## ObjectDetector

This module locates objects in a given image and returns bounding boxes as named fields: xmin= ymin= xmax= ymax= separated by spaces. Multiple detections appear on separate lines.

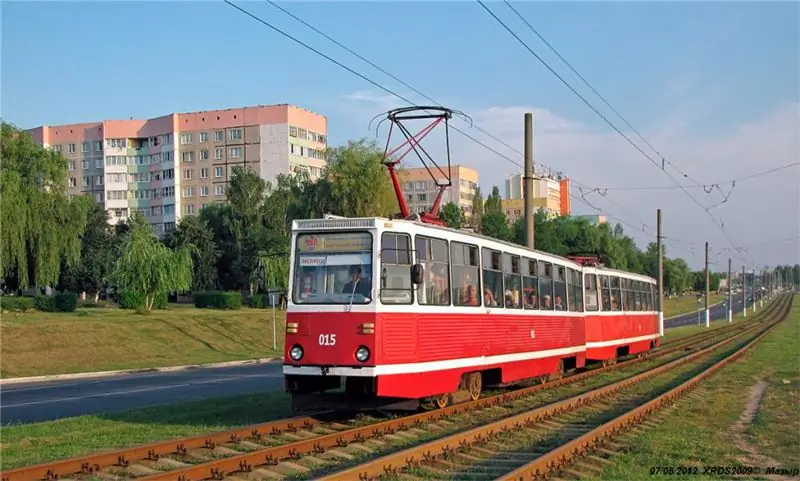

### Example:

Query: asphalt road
xmin=2 ymin=295 xmax=765 ymax=425
xmin=1 ymin=363 xmax=284 ymax=425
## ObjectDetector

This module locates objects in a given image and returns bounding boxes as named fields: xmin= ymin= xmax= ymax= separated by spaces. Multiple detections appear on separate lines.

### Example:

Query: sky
xmin=2 ymin=1 xmax=798 ymax=271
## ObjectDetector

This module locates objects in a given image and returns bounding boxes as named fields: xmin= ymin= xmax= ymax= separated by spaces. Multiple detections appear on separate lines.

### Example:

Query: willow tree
xmin=0 ymin=122 xmax=90 ymax=289
xmin=111 ymin=214 xmax=193 ymax=311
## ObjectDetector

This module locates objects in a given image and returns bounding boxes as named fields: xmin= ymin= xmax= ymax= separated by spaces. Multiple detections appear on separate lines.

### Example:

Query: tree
xmin=439 ymin=202 xmax=465 ymax=229
xmin=1 ymin=122 xmax=91 ymax=290
xmin=164 ymin=215 xmax=221 ymax=291
xmin=111 ymin=214 xmax=193 ymax=311
xmin=481 ymin=186 xmax=512 ymax=241
xmin=59 ymin=202 xmax=115 ymax=300
xmin=470 ymin=186 xmax=484 ymax=233
xmin=323 ymin=139 xmax=397 ymax=218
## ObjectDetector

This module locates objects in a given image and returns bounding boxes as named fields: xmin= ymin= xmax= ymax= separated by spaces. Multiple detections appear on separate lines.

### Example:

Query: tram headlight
xmin=289 ymin=344 xmax=304 ymax=361
xmin=355 ymin=346 xmax=370 ymax=363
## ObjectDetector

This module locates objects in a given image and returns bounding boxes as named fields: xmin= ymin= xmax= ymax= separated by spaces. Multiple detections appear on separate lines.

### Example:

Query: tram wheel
xmin=467 ymin=373 xmax=483 ymax=401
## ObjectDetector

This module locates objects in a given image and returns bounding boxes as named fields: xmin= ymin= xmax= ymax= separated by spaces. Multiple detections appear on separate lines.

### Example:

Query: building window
xmin=183 ymin=169 xmax=193 ymax=180
xmin=214 ymin=148 xmax=223 ymax=160
xmin=214 ymin=130 xmax=224 ymax=142
xmin=181 ymin=151 xmax=195 ymax=163
xmin=214 ymin=167 xmax=224 ymax=178
xmin=68 ymin=143 xmax=76 ymax=153
xmin=229 ymin=147 xmax=242 ymax=158
xmin=52 ymin=145 xmax=62 ymax=153
xmin=215 ymin=184 xmax=225 ymax=196
xmin=228 ymin=129 xmax=242 ymax=141
xmin=200 ymin=168 xmax=209 ymax=179
xmin=69 ymin=177 xmax=77 ymax=187
xmin=200 ymin=185 xmax=209 ymax=197
xmin=82 ymin=160 xmax=89 ymax=170
xmin=95 ymin=158 xmax=102 ymax=169
xmin=94 ymin=141 xmax=103 ymax=152
xmin=417 ymin=193 xmax=427 ymax=202
xmin=68 ymin=161 xmax=75 ymax=171
xmin=200 ymin=149 xmax=209 ymax=160
xmin=106 ymin=138 xmax=125 ymax=149
xmin=81 ymin=142 xmax=89 ymax=153
xmin=184 ymin=204 xmax=195 ymax=215
xmin=199 ymin=132 xmax=208 ymax=142
xmin=82 ymin=177 xmax=90 ymax=187
xmin=95 ymin=175 xmax=103 ymax=186
xmin=180 ymin=133 xmax=193 ymax=145
xmin=183 ymin=187 xmax=195 ymax=198
xmin=289 ymin=126 xmax=298 ymax=137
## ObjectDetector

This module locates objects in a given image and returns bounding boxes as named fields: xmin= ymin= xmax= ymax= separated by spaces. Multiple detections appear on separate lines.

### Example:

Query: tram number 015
xmin=318 ymin=334 xmax=337 ymax=346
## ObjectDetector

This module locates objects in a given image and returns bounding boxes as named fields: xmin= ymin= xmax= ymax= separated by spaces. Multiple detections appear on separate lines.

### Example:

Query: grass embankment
xmin=663 ymin=293 xmax=726 ymax=318
xmin=580 ymin=295 xmax=799 ymax=481
xmin=0 ymin=305 xmax=286 ymax=378
xmin=0 ymin=297 xmax=781 ymax=471
xmin=3 ymin=294 xmax=727 ymax=379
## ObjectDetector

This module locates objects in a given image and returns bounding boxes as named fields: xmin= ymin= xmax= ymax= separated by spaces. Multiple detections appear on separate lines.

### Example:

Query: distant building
xmin=573 ymin=214 xmax=608 ymax=226
xmin=501 ymin=175 xmax=572 ymax=222
xmin=27 ymin=104 xmax=327 ymax=234
xmin=398 ymin=164 xmax=479 ymax=217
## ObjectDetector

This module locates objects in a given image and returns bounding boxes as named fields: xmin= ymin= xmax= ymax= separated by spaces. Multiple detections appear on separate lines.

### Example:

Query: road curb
xmin=0 ymin=357 xmax=280 ymax=386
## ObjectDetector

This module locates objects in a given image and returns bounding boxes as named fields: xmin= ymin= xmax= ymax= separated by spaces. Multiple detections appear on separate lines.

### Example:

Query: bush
xmin=80 ymin=300 xmax=104 ymax=308
xmin=34 ymin=295 xmax=57 ymax=312
xmin=247 ymin=294 xmax=269 ymax=308
xmin=195 ymin=291 xmax=242 ymax=310
xmin=0 ymin=296 xmax=35 ymax=312
xmin=117 ymin=291 xmax=168 ymax=310
xmin=54 ymin=292 xmax=79 ymax=312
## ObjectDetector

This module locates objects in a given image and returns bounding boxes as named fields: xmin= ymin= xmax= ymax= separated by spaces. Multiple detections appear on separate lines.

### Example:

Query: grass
xmin=0 ymin=391 xmax=292 ymax=470
xmin=663 ymin=293 xmax=726 ymax=318
xmin=662 ymin=297 xmax=767 ymax=343
xmin=578 ymin=295 xmax=799 ymax=481
xmin=0 ymin=304 xmax=286 ymax=378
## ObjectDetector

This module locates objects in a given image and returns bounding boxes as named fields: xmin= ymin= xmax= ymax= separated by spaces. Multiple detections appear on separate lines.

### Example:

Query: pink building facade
xmin=27 ymin=105 xmax=327 ymax=234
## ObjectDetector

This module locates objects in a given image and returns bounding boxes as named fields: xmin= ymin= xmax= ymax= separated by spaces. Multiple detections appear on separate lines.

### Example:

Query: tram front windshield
xmin=292 ymin=232 xmax=374 ymax=305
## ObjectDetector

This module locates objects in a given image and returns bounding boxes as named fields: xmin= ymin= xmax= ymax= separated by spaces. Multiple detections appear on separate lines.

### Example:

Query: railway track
xmin=0 ymin=297 xmax=784 ymax=481
xmin=316 ymin=293 xmax=793 ymax=481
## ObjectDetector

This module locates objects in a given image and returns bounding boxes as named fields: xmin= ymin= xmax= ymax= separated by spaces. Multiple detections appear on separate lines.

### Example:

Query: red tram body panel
xmin=282 ymin=217 xmax=662 ymax=411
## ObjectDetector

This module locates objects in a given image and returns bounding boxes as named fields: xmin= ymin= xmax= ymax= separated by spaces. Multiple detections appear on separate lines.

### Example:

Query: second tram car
xmin=283 ymin=216 xmax=661 ymax=411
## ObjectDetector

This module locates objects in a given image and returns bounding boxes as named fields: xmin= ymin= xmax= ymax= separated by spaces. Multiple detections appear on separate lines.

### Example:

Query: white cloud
xmin=337 ymin=91 xmax=799 ymax=269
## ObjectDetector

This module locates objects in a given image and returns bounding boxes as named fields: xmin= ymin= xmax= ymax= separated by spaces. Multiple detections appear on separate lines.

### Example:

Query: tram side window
xmin=610 ymin=276 xmax=622 ymax=311
xmin=482 ymin=248 xmax=504 ymax=307
xmin=598 ymin=275 xmax=611 ymax=311
xmin=553 ymin=265 xmax=567 ymax=310
xmin=650 ymin=283 xmax=657 ymax=311
xmin=415 ymin=235 xmax=450 ymax=306
xmin=539 ymin=262 xmax=554 ymax=310
xmin=522 ymin=258 xmax=539 ymax=309
xmin=503 ymin=254 xmax=522 ymax=309
xmin=379 ymin=232 xmax=413 ymax=304
xmin=634 ymin=281 xmax=643 ymax=311
xmin=625 ymin=279 xmax=636 ymax=312
xmin=643 ymin=283 xmax=651 ymax=310
xmin=631 ymin=280 xmax=639 ymax=311
xmin=570 ymin=269 xmax=584 ymax=311
xmin=451 ymin=241 xmax=481 ymax=306
xmin=584 ymin=274 xmax=599 ymax=311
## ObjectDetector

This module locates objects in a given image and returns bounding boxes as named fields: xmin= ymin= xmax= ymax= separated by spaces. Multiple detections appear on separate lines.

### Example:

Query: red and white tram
xmin=282 ymin=106 xmax=660 ymax=411
xmin=582 ymin=265 xmax=660 ymax=364
xmin=282 ymin=217 xmax=661 ymax=411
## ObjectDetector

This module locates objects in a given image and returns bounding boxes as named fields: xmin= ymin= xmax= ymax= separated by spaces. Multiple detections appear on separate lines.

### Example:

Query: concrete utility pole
xmin=752 ymin=268 xmax=757 ymax=313
xmin=742 ymin=265 xmax=747 ymax=318
xmin=727 ymin=258 xmax=733 ymax=322
xmin=760 ymin=268 xmax=764 ymax=308
xmin=523 ymin=112 xmax=535 ymax=250
xmin=657 ymin=209 xmax=664 ymax=337
xmin=704 ymin=241 xmax=710 ymax=328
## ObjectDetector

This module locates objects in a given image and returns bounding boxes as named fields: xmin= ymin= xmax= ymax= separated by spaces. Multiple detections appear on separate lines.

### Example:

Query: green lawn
xmin=577 ymin=295 xmax=799 ymax=481
xmin=663 ymin=293 xmax=727 ymax=318
xmin=0 ymin=391 xmax=292 ymax=470
xmin=0 ymin=305 xmax=286 ymax=378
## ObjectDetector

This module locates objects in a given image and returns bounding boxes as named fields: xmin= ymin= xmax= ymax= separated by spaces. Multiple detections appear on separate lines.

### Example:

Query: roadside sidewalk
xmin=0 ymin=357 xmax=280 ymax=386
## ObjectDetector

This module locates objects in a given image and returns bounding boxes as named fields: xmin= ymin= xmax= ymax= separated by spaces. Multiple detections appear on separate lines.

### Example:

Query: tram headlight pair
xmin=355 ymin=346 xmax=370 ymax=363
xmin=289 ymin=344 xmax=304 ymax=361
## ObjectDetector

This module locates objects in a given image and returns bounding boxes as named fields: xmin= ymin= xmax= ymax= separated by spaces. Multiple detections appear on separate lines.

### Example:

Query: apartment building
xmin=501 ymin=174 xmax=572 ymax=222
xmin=27 ymin=104 xmax=327 ymax=234
xmin=398 ymin=165 xmax=480 ymax=217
